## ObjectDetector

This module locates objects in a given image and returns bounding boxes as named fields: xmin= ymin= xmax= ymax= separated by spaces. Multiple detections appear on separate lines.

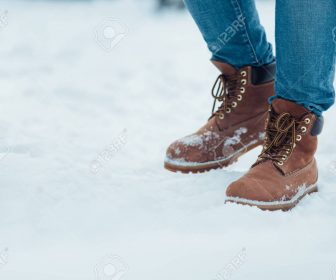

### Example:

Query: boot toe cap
xmin=165 ymin=136 xmax=207 ymax=164
xmin=226 ymin=177 xmax=274 ymax=203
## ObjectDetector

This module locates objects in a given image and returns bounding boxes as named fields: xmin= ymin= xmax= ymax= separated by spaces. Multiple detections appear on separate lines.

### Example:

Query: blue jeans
xmin=184 ymin=0 xmax=336 ymax=116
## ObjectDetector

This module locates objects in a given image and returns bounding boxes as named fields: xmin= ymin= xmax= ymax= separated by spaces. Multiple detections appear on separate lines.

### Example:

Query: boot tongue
xmin=211 ymin=60 xmax=237 ymax=75
xmin=272 ymin=98 xmax=310 ymax=118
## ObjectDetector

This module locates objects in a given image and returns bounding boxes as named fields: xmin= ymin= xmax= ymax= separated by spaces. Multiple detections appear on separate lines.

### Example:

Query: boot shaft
xmin=210 ymin=61 xmax=276 ymax=129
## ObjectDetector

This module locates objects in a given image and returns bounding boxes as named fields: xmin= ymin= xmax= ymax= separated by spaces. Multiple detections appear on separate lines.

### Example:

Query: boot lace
xmin=210 ymin=70 xmax=247 ymax=119
xmin=254 ymin=110 xmax=311 ymax=167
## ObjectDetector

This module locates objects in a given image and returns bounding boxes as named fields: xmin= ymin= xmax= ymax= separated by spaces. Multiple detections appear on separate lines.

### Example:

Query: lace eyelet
xmin=237 ymin=95 xmax=242 ymax=101
xmin=232 ymin=102 xmax=237 ymax=108
xmin=278 ymin=161 xmax=284 ymax=166
xmin=241 ymin=79 xmax=247 ymax=85
xmin=226 ymin=108 xmax=231 ymax=113
xmin=282 ymin=155 xmax=287 ymax=161
xmin=241 ymin=71 xmax=247 ymax=77
xmin=240 ymin=87 xmax=245 ymax=93
xmin=304 ymin=118 xmax=311 ymax=124
xmin=296 ymin=135 xmax=302 ymax=141
xmin=301 ymin=126 xmax=307 ymax=133
xmin=218 ymin=113 xmax=225 ymax=119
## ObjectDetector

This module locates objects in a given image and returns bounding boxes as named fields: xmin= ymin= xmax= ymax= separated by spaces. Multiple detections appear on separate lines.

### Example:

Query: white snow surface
xmin=0 ymin=1 xmax=336 ymax=279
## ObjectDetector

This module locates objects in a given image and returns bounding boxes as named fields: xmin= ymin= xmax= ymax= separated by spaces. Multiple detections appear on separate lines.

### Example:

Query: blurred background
xmin=0 ymin=1 xmax=335 ymax=280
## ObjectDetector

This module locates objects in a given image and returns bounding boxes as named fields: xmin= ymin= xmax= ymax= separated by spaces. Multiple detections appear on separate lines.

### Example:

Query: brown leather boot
xmin=164 ymin=60 xmax=275 ymax=173
xmin=225 ymin=99 xmax=324 ymax=211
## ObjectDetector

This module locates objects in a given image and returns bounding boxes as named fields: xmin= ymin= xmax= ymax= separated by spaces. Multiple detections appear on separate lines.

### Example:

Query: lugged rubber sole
xmin=164 ymin=140 xmax=261 ymax=174
xmin=225 ymin=183 xmax=318 ymax=211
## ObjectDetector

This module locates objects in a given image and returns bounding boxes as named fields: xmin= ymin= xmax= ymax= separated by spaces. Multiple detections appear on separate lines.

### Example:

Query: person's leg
xmin=226 ymin=0 xmax=336 ymax=210
xmin=164 ymin=0 xmax=276 ymax=173
xmin=183 ymin=0 xmax=274 ymax=67
xmin=270 ymin=0 xmax=336 ymax=116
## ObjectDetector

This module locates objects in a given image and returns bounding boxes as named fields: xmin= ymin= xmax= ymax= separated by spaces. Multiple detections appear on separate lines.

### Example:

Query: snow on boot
xmin=164 ymin=60 xmax=275 ymax=173
xmin=226 ymin=99 xmax=323 ymax=211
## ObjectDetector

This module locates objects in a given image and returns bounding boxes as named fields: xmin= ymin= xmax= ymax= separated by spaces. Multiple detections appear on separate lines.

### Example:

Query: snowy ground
xmin=0 ymin=0 xmax=336 ymax=279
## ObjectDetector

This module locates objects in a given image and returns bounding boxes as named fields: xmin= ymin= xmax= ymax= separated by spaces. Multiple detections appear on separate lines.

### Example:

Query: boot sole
xmin=164 ymin=140 xmax=261 ymax=174
xmin=225 ymin=183 xmax=318 ymax=211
